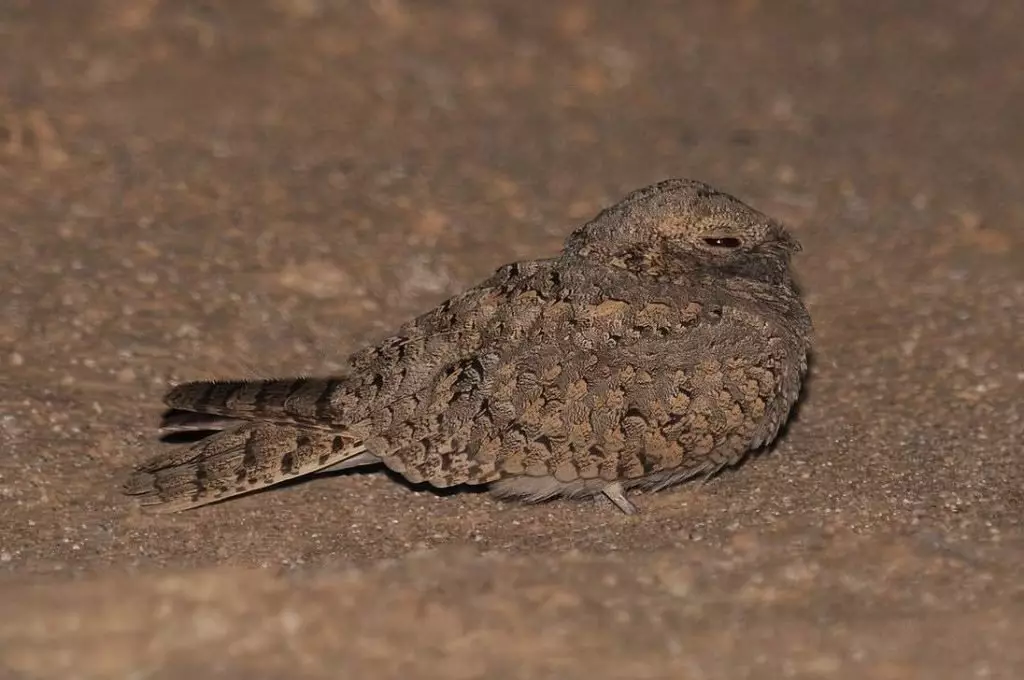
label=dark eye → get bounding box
[703,237,742,248]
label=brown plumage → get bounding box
[124,178,812,514]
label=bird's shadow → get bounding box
[158,430,214,444]
[782,348,816,432]
[747,348,815,466]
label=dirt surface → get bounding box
[1,1,1022,678]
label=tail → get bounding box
[162,377,343,426]
[124,422,373,512]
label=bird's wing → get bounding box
[369,287,789,493]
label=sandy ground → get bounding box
[1,2,1022,678]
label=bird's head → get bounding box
[565,178,801,284]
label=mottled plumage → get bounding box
[124,178,812,514]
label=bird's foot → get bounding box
[600,482,639,515]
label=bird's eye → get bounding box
[703,237,742,248]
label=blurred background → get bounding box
[1,2,1022,678]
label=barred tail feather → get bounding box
[124,422,373,512]
[163,377,343,426]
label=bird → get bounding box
[124,178,812,514]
